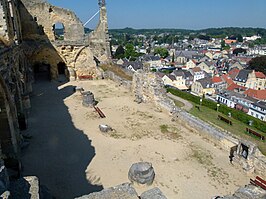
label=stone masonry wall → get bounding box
[132,70,176,114]
[132,70,266,177]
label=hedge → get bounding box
[167,87,266,133]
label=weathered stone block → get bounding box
[140,188,167,199]
[128,162,155,185]
[76,183,139,199]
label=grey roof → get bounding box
[172,70,185,78]
[252,101,266,110]
[184,71,193,78]
[234,69,252,83]
[192,54,204,59]
[203,61,214,67]
[126,61,143,70]
[166,74,176,81]
[197,77,213,88]
[176,50,197,59]
[218,90,257,104]
[140,54,160,62]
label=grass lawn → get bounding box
[189,103,266,155]
[173,100,185,108]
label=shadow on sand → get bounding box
[21,78,103,199]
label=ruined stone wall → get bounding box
[132,71,176,113]
[18,0,111,80]
[20,0,84,42]
[104,71,132,90]
[0,0,15,45]
[132,70,266,177]
[88,6,111,62]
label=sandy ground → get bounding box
[22,79,251,199]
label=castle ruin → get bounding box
[0,0,111,195]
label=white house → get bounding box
[248,101,266,121]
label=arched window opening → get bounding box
[57,62,66,75]
[53,22,65,41]
[33,62,51,81]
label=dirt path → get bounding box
[22,79,250,199]
[167,93,193,111]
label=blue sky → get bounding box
[48,0,266,30]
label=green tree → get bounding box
[237,34,243,42]
[114,45,125,59]
[124,43,140,60]
[248,56,266,74]
[233,48,247,56]
[154,47,169,58]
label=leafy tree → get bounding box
[221,40,225,48]
[248,56,266,74]
[154,47,169,58]
[237,34,243,42]
[114,45,125,59]
[171,53,175,63]
[198,34,211,41]
[124,43,140,60]
[233,48,247,56]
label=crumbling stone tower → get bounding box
[19,0,111,80]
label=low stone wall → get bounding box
[178,108,266,178]
[103,71,132,91]
[130,71,266,177]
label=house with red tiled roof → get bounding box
[228,68,240,79]
[255,72,266,90]
[221,74,234,86]
[244,89,266,101]
[227,83,247,92]
[212,76,226,93]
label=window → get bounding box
[53,22,65,40]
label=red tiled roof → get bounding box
[227,83,247,91]
[244,89,266,100]
[255,72,266,79]
[221,74,234,85]
[228,68,240,79]
[212,76,223,83]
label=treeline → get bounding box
[109,27,266,38]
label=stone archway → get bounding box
[30,46,66,80]
[73,47,101,80]
[0,75,19,156]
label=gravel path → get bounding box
[167,93,193,111]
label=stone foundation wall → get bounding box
[131,71,266,177]
[104,71,132,90]
[132,71,176,114]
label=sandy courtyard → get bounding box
[22,79,251,199]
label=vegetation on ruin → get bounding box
[99,64,133,81]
